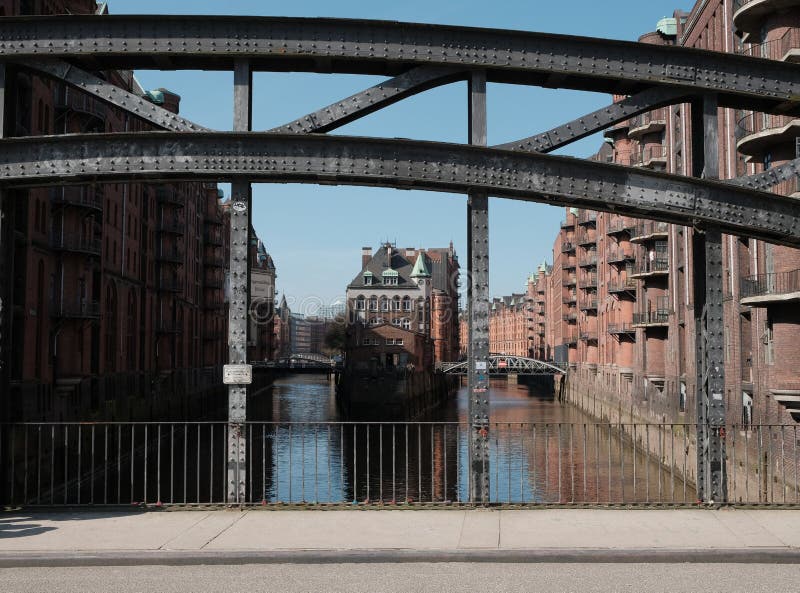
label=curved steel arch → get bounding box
[3,15,800,113]
[1,132,798,246]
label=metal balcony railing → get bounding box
[561,242,576,253]
[49,187,103,211]
[630,258,669,277]
[50,299,101,320]
[54,87,106,121]
[608,279,637,293]
[157,188,185,207]
[579,253,598,268]
[628,108,667,138]
[636,145,668,167]
[577,211,597,226]
[630,221,669,242]
[579,298,598,311]
[158,218,184,234]
[607,249,635,265]
[564,333,578,345]
[736,111,800,143]
[577,232,596,246]
[157,246,184,264]
[606,218,633,236]
[608,323,635,335]
[740,269,800,299]
[580,330,598,341]
[50,233,102,256]
[632,310,670,326]
[563,275,577,286]
[736,28,800,60]
[562,312,578,322]
[560,218,574,229]
[562,292,577,304]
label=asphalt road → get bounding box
[2,563,799,593]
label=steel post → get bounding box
[692,93,727,503]
[467,70,490,504]
[227,59,253,504]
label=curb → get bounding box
[1,548,799,567]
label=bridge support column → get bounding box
[692,94,727,503]
[226,59,253,504]
[0,63,9,418]
[467,70,490,504]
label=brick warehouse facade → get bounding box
[0,0,276,421]
[539,1,800,436]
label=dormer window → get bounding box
[363,271,374,286]
[382,269,399,286]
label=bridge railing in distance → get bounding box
[2,422,798,506]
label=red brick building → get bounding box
[535,1,800,430]
[0,0,276,421]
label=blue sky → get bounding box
[109,0,686,314]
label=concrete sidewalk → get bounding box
[2,508,800,565]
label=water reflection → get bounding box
[249,375,694,504]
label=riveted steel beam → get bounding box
[20,60,208,132]
[227,59,252,505]
[269,65,465,134]
[729,157,800,192]
[692,94,727,504]
[0,133,799,246]
[496,86,690,153]
[467,70,490,505]
[3,16,800,114]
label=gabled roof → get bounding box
[347,244,417,289]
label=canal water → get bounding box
[248,374,695,504]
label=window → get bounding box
[402,297,412,311]
[392,318,401,326]
[363,338,372,346]
[401,318,411,330]
[386,338,394,345]
[369,297,378,311]
[385,276,398,286]
[396,339,404,346]
[381,297,389,311]
[764,317,774,364]
[355,296,365,310]
[364,273,374,286]
[393,297,401,310]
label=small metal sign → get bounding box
[476,361,487,371]
[223,364,252,385]
[498,359,508,368]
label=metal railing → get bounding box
[577,211,597,225]
[636,145,667,166]
[631,221,669,241]
[740,269,800,299]
[606,218,633,235]
[50,232,102,256]
[737,28,800,61]
[737,110,799,141]
[628,108,667,136]
[632,310,670,326]
[608,323,635,334]
[560,241,575,253]
[54,87,106,121]
[50,299,101,319]
[50,187,103,211]
[630,258,669,276]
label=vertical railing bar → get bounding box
[494,430,499,503]
[670,425,675,503]
[129,425,134,504]
[103,425,108,505]
[301,424,305,503]
[379,425,383,503]
[645,425,650,503]
[183,423,187,504]
[519,425,524,503]
[444,425,448,503]
[632,424,637,501]
[353,424,357,504]
[405,424,409,504]
[582,424,587,503]
[745,427,750,503]
[392,424,397,504]
[77,425,82,505]
[326,425,331,504]
[196,424,200,504]
[544,424,549,502]
[683,426,688,503]
[620,423,626,504]
[595,424,600,504]
[50,425,56,505]
[276,425,281,503]
[506,424,511,504]
[209,425,214,504]
[731,426,737,504]
[366,425,370,504]
[10,425,16,505]
[532,425,537,504]
[248,424,253,505]
[23,426,28,505]
[658,424,663,503]
[557,424,562,504]
[418,425,422,503]
[170,425,175,504]
[156,424,161,505]
[607,423,611,504]
[795,425,798,504]
[781,426,787,504]
[455,424,460,504]
[36,426,42,505]
[569,424,575,504]
[758,425,764,503]
[289,424,293,503]
[770,426,775,503]
[262,425,267,504]
[143,424,148,505]
[340,425,344,504]
[89,425,95,505]
[431,425,435,503]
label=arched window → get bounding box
[392,296,401,311]
[369,296,378,311]
[355,295,365,310]
[380,297,389,311]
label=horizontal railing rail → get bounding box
[740,268,800,298]
[2,422,796,507]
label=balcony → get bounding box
[629,258,669,279]
[560,218,574,229]
[633,298,670,328]
[740,269,800,306]
[50,233,102,256]
[578,275,597,289]
[733,0,799,43]
[564,332,578,346]
[54,87,106,123]
[577,232,596,247]
[737,27,800,61]
[736,111,800,159]
[562,293,577,305]
[49,187,103,211]
[578,253,597,268]
[608,279,637,294]
[563,275,577,287]
[608,323,636,336]
[627,108,667,139]
[580,330,598,342]
[635,145,668,169]
[579,298,598,311]
[607,249,635,265]
[560,241,576,253]
[606,218,633,236]
[577,211,597,226]
[562,312,577,323]
[157,246,184,264]
[50,299,100,320]
[630,221,669,243]
[563,258,577,270]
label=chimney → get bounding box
[362,246,372,268]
